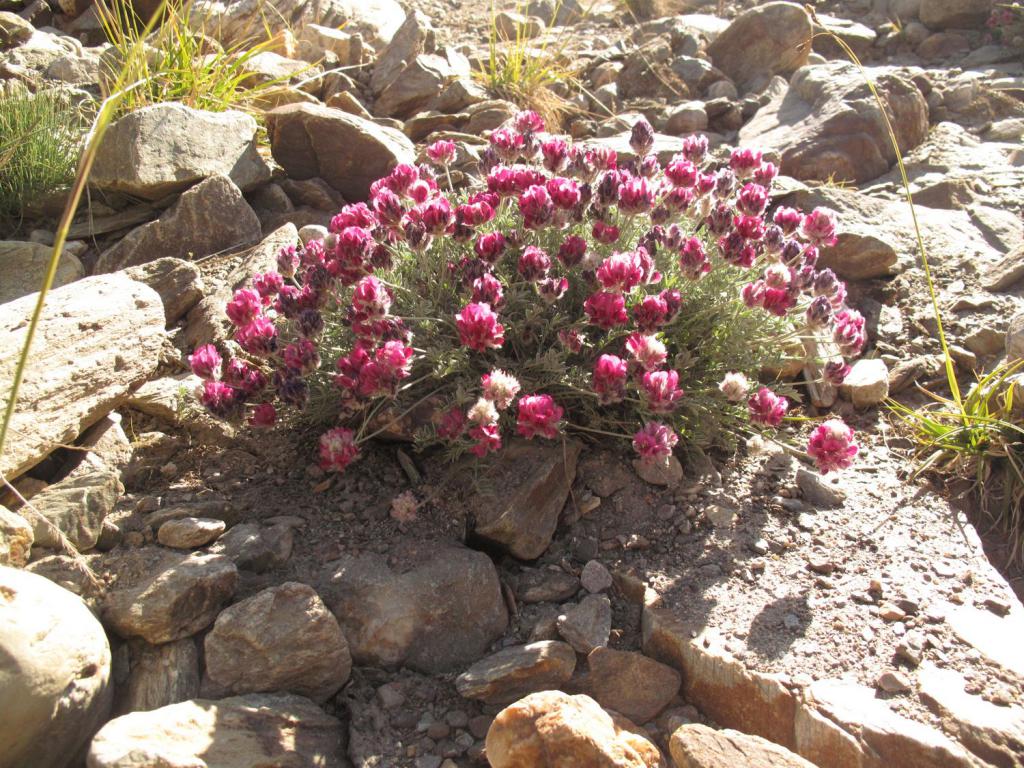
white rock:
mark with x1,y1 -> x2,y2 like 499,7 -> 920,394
840,358 -> 890,408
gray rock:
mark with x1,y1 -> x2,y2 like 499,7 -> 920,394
0,240 -> 83,305
89,103 -> 269,200
920,0 -> 992,29
517,568 -> 580,604
28,468 -> 122,550
157,517 -> 226,549
210,522 -> 293,572
796,467 -> 845,508
369,9 -> 434,95
983,245 -> 1024,292
557,594 -> 611,654
266,103 -> 416,200
456,641 -> 577,705
87,693 -> 345,768
0,566 -> 112,768
464,439 -> 581,560
118,638 -> 199,714
665,101 -> 708,135
812,13 -> 877,60
124,258 -> 205,325
101,548 -> 238,644
374,52 -> 453,118
634,454 -> 684,487
205,582 -> 352,703
740,62 -> 928,184
96,175 -> 261,272
0,505 -> 32,567
580,560 -> 613,594
707,2 -> 811,92
320,537 -> 507,673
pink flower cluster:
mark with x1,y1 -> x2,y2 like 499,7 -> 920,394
193,109 -> 862,478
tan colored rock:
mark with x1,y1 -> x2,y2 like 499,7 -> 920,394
840,358 -> 890,409
266,103 -> 416,200
465,439 -> 581,560
577,648 -> 680,724
0,505 -> 32,566
920,0 -> 993,29
28,468 -> 122,550
95,175 -> 261,272
124,258 -> 205,325
670,724 -> 817,768
157,517 -> 225,548
101,548 -> 238,644
486,691 -> 666,768
558,594 -> 611,654
0,274 -> 165,480
707,2 -> 811,91
0,565 -> 112,768
87,693 -> 345,768
0,241 -> 83,305
320,537 -> 507,673
456,641 -> 577,705
118,638 -> 200,714
369,9 -> 435,95
740,62 -> 928,184
204,582 -> 352,703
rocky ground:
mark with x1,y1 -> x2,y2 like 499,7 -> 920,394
2,0 -> 1024,767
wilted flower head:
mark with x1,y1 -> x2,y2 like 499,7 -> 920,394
736,183 -> 769,216
748,387 -> 788,427
805,295 -> 833,329
632,421 -> 678,465
824,360 -> 852,386
558,327 -> 584,353
518,246 -> 552,282
626,333 -> 667,372
514,110 -> 545,134
516,394 -> 564,439
390,490 -> 419,523
546,177 -> 581,210
200,380 -> 239,418
681,134 -> 708,164
558,235 -> 587,268
249,402 -> 276,428
481,369 -> 521,410
319,427 -> 360,473
719,371 -> 749,402
467,397 -> 499,426
538,276 -> 569,304
807,419 -> 858,473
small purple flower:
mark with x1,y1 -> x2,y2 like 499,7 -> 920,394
629,118 -> 655,156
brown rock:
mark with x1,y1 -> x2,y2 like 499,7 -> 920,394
0,505 -> 32,566
558,594 -> 612,654
670,723 -> 817,768
707,3 -> 811,91
28,469 -> 122,551
465,439 -> 582,560
266,103 -> 416,200
486,691 -> 666,768
204,582 -> 352,703
124,258 -> 205,325
740,62 -> 928,184
516,568 -> 580,604
320,537 -> 507,673
156,517 -> 225,549
0,274 -> 165,480
118,638 -> 200,714
577,647 -> 681,724
456,641 -> 577,705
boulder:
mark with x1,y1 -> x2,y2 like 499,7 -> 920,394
95,175 -> 261,272
0,505 -> 32,566
486,691 -> 666,768
0,566 -> 112,768
812,14 -> 877,60
456,641 -> 577,705
670,724 -> 817,767
464,439 -> 581,560
204,582 -> 352,703
374,52 -> 458,118
118,638 -> 200,714
89,103 -> 269,200
740,62 -> 928,184
575,648 -> 681,724
157,517 -> 225,548
0,241 -> 83,305
369,9 -> 435,95
706,2 -> 811,92
266,103 -> 416,200
101,548 -> 238,644
558,594 -> 612,653
124,258 -> 205,325
87,693 -> 345,768
919,0 -> 993,29
0,11 -> 33,50
0,274 -> 165,480
27,468 -> 122,550
319,537 -> 507,673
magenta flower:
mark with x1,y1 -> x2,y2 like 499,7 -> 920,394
617,176 -> 656,215
833,309 -> 866,356
807,419 -> 858,473
558,327 -> 584,353
748,387 -> 788,427
665,157 -> 697,188
456,302 -> 505,352
376,340 -> 414,379
249,402 -> 277,428
546,177 -> 581,210
252,271 -> 284,303
426,139 -> 457,166
537,277 -> 569,304
557,235 -> 587,268
754,161 -> 778,187
681,134 -> 708,164
277,245 -> 299,278
824,360 -> 851,386
632,294 -> 669,332
518,246 -> 551,282
592,354 -> 628,405
632,421 -> 679,465
679,237 -> 710,280
235,316 -> 277,356
472,273 -> 505,308
592,220 -> 620,245
330,202 -> 378,232
597,251 -> 645,293
437,406 -> 467,440
226,288 -> 262,326
641,369 -> 683,413
733,214 -> 766,241
319,427 -> 360,473
491,127 -> 525,160
469,423 -> 502,457
189,344 -> 222,380
584,291 -> 628,330
474,231 -> 507,264
200,380 -> 239,418
334,344 -> 369,392
629,118 -> 655,156
352,275 -> 393,319
516,394 -> 564,439
519,184 -> 554,229
661,289 -> 682,322
412,197 -> 455,235
736,183 -> 769,216
729,148 -> 763,179
514,110 -> 545,134
800,207 -> 838,247
773,206 -> 803,234
541,138 -> 569,172
223,358 -> 267,394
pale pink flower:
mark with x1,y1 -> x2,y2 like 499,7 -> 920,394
641,369 -> 683,413
625,333 -> 667,372
807,419 -> 858,473
481,369 -> 521,410
719,371 -> 750,402
319,427 -> 360,472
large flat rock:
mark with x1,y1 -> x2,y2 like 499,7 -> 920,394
0,274 -> 165,480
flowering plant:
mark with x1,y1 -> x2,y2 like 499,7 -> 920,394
191,112 -> 863,476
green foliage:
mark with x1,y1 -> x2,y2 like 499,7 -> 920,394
96,0 -> 301,117
0,87 -> 86,229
